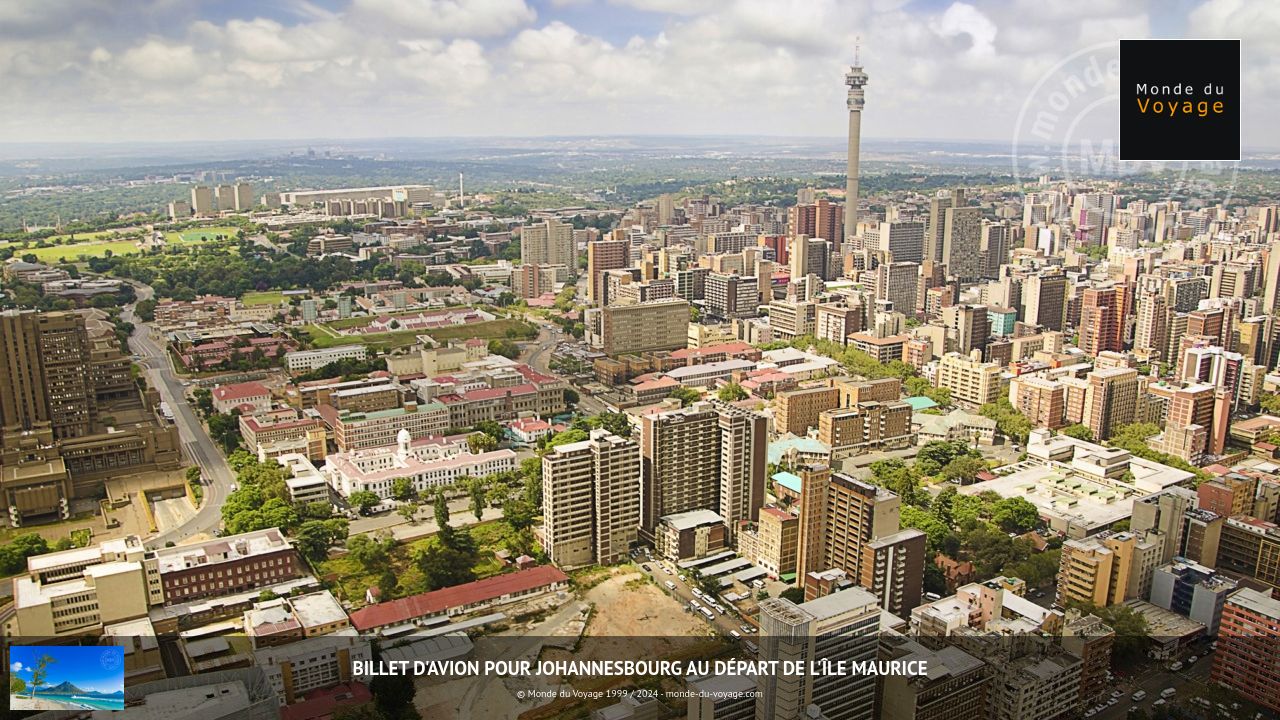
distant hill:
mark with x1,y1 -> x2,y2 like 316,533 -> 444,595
85,690 -> 124,697
42,681 -> 86,695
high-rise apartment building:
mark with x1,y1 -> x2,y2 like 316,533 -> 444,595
520,219 -> 576,268
756,587 -> 880,720
1079,285 -> 1123,357
639,401 -> 767,538
925,190 -> 964,265
875,220 -> 925,264
874,262 -> 920,316
1022,270 -> 1067,332
817,401 -> 914,454
542,429 -> 641,569
1010,376 -> 1066,429
1082,367 -> 1138,441
942,304 -> 991,358
190,185 -> 215,216
1056,532 -> 1158,607
773,386 -> 840,436
586,238 -> 630,306
942,206 -> 983,281
789,199 -> 844,245
1211,588 -> 1280,714
935,351 -> 1002,409
0,310 -> 98,440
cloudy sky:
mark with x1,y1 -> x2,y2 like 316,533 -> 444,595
0,0 -> 1275,146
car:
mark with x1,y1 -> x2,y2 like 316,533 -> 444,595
1170,662 -> 1183,672
1160,688 -> 1176,699
741,624 -> 753,633
663,566 -> 672,575
665,580 -> 676,590
1107,698 -> 1117,706
1111,691 -> 1123,699
730,630 -> 741,638
1187,655 -> 1197,664
691,588 -> 703,598
641,564 -> 652,571
1153,699 -> 1166,707
1131,691 -> 1146,702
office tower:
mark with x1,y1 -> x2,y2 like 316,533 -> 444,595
935,351 -> 1002,408
1187,307 -> 1229,349
705,272 -> 760,320
587,238 -> 629,306
942,304 -> 991,357
789,199 -> 844,246
1078,285 -> 1123,357
874,262 -> 920,317
1154,383 -> 1214,464
717,404 -> 769,540
520,218 -> 576,268
656,193 -> 676,225
767,298 -> 816,340
1133,287 -> 1168,358
875,220 -> 925,264
756,587 -> 880,720
190,185 -> 214,216
215,184 -> 236,211
788,233 -> 810,282
1082,367 -> 1138,441
1022,270 -> 1067,332
0,310 -> 97,440
1211,588 -> 1280,714
542,429 -> 640,569
639,401 -> 767,537
844,59 -> 868,252
942,206 -> 983,281
925,190 -> 964,265
795,464 -> 833,583
233,182 -> 254,211
167,200 -> 191,220
595,298 -> 689,356
980,221 -> 1010,278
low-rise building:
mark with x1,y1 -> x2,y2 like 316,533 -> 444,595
324,429 -> 515,500
347,565 -> 569,633
212,381 -> 273,414
316,401 -> 450,451
285,346 -> 370,373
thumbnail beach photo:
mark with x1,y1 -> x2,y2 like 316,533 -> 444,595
7,646 -> 124,712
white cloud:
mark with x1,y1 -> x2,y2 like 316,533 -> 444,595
0,0 -> 1272,146
351,0 -> 537,37
10,662 -> 22,672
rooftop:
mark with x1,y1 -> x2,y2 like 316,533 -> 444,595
659,508 -> 725,531
153,528 -> 292,574
347,565 -> 568,631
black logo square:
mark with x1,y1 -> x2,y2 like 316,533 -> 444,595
1120,39 -> 1240,161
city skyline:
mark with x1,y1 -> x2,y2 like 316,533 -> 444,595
2,0 -> 1277,148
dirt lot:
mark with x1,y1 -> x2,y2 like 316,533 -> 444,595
581,567 -> 706,640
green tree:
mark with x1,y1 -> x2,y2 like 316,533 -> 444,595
590,411 -> 632,438
668,386 -> 701,407
413,533 -> 479,590
349,490 -> 381,514
29,653 -> 54,699
1060,423 -> 1094,441
901,505 -> 953,552
433,490 -> 451,529
398,502 -> 419,524
11,675 -> 25,695
475,420 -> 504,441
1260,392 -> 1280,414
503,497 -> 537,530
992,497 -> 1041,533
259,589 -> 280,602
391,477 -> 417,502
467,432 -> 498,454
185,465 -> 203,483
469,479 -> 487,521
487,338 -> 520,359
348,532 -> 395,570
940,455 -> 987,485
717,383 -> 748,402
780,586 -> 806,603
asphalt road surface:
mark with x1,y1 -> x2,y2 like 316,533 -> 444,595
122,283 -> 234,548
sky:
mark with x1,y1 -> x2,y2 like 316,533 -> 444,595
0,0 -> 1276,147
9,646 -> 125,694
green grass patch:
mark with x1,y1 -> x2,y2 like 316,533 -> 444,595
241,290 -> 285,306
20,240 -> 144,262
163,226 -> 240,243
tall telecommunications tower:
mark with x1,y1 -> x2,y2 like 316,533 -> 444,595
844,45 -> 868,250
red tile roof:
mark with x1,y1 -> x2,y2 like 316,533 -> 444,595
348,565 -> 568,631
213,381 -> 271,402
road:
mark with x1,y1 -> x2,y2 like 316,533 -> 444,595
521,321 -> 610,416
122,283 -> 233,547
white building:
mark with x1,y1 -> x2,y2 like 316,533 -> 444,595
253,630 -> 372,705
322,429 -> 516,500
276,454 -> 331,506
284,345 -> 369,373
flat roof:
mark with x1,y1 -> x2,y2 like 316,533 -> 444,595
153,528 -> 292,574
659,508 -> 725,530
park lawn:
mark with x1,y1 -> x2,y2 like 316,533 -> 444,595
241,290 -> 285,306
22,239 -> 144,262
163,226 -> 241,243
